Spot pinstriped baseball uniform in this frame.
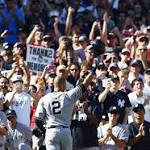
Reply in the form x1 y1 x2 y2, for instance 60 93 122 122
98 124 129 150
35 85 82 150
0 111 7 150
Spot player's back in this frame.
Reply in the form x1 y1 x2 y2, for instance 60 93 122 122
41 92 75 128
35 86 82 128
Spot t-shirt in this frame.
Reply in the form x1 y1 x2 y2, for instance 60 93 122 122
102 90 131 123
5 92 31 127
128 92 149 108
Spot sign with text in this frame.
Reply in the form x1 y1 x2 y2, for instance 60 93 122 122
26 45 55 73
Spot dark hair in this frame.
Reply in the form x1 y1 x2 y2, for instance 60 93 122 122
29 85 37 92
131 78 144 88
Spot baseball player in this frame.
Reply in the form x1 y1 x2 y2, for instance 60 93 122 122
35 72 93 150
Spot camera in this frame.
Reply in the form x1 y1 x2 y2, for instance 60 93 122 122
90 38 105 57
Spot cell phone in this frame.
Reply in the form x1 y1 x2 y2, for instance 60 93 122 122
102 78 111 87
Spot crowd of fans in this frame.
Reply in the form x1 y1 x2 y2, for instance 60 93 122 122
0 0 150 149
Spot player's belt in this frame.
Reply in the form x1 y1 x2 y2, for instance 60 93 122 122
48 125 69 129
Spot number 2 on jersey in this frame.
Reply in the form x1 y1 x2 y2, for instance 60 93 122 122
52 101 61 115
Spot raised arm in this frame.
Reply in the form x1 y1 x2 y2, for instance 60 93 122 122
65 6 74 35
26 25 40 44
98 81 111 102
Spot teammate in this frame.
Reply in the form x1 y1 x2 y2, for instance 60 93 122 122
35 72 93 150
0 95 7 150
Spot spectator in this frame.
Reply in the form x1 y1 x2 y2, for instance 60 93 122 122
98 106 129 150
128 78 150 108
143 69 150 96
118 48 131 70
128 104 150 150
71 91 101 150
5 109 32 150
128 78 150 123
117 70 132 94
0 76 9 96
5 75 31 127
0 94 7 150
98 76 131 124
26 25 43 46
128 59 144 84
0 0 25 44
67 63 80 87
25 0 48 31
56 36 74 66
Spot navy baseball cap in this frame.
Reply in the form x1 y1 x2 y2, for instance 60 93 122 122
110 76 120 82
130 59 142 67
133 103 145 112
5 109 17 118
108 106 120 114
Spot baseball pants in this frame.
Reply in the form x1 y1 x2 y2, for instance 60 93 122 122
45 127 72 150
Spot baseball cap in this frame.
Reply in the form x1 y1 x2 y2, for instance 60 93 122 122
2 42 11 50
48 10 59 17
11 75 23 83
130 59 142 67
110 76 120 82
85 45 94 53
133 103 145 112
108 106 120 114
13 42 23 48
59 36 72 43
121 48 130 54
5 109 17 118
42 35 52 41
79 35 88 42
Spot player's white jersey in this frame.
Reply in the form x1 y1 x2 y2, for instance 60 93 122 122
35 86 82 128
